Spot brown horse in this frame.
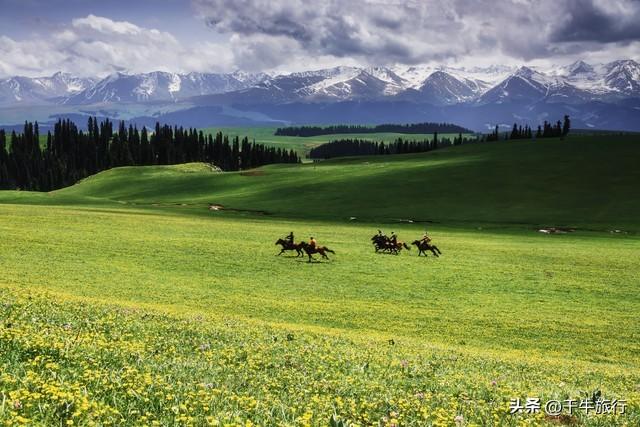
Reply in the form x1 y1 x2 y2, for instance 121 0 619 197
299 241 335 262
388 240 411 255
411 240 442 257
275 238 303 257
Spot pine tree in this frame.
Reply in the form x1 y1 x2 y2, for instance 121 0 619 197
562 115 571 138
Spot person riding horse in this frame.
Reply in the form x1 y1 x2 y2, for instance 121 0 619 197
420 231 431 244
389 232 397 245
285 231 294 244
411 231 442 257
299 237 335 262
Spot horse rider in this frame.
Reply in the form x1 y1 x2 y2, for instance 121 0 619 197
285 231 294 244
389 232 398 245
420 231 432 244
309 236 317 248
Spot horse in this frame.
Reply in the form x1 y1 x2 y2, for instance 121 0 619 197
371 234 388 252
275 238 303 257
299 241 335 262
371 234 410 254
411 240 442 257
387 240 411 255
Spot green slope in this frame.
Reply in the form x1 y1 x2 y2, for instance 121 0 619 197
202 126 468 156
14 134 634 230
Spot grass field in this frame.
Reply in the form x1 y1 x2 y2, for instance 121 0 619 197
1 135 639 425
201 126 469 157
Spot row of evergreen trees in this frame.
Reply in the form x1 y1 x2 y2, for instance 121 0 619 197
0 118 300 191
487 115 571 141
275 122 471 137
308 132 477 159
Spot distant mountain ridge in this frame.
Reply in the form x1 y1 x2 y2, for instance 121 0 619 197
2 60 638 107
0 60 639 132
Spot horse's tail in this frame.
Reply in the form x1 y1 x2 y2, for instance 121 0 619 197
324 247 335 254
403 243 410 250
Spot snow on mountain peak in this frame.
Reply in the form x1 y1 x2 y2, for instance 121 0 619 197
1 60 639 107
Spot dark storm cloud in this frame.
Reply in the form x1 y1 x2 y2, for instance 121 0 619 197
193 0 640 68
550 0 640 43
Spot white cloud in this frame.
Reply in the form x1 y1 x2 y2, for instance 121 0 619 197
0 15 234 78
1 1 640 78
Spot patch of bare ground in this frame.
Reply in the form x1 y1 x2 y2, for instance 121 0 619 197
538 227 576 234
208 204 270 215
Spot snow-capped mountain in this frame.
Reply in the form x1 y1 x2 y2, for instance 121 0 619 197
404 70 486 105
64 71 270 104
0 72 96 105
1 60 639 132
2 60 638 107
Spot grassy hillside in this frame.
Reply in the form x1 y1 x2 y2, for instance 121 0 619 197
21 134 638 230
1 133 639 425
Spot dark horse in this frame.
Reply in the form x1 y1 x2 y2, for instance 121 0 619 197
371 234 387 253
371 234 410 255
299 241 335 262
411 240 442 257
275 238 303 257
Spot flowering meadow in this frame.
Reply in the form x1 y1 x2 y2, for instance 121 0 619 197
1 287 638 426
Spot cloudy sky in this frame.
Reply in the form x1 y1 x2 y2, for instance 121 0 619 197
1 0 639 77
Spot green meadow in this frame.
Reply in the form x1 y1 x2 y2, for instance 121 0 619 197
202 126 469 156
0 135 639 425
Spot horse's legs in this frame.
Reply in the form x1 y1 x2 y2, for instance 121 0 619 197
277 248 285 256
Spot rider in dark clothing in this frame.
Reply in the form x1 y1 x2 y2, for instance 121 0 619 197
390 232 397 245
285 232 294 244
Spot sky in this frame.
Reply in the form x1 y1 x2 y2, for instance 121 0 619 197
1 0 639 77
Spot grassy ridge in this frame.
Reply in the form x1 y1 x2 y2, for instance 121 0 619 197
26 135 639 230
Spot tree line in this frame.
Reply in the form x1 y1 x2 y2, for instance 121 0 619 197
310 115 571 159
0 118 300 191
275 122 472 137
309 132 476 159
487 115 571 141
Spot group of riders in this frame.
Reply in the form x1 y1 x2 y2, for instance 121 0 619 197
275 229 441 262
275 232 336 262
371 229 442 256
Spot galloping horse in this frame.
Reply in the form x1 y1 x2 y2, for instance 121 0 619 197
371 234 387 252
299 241 335 262
275 238 303 257
411 240 442 257
371 234 409 254
387 240 411 255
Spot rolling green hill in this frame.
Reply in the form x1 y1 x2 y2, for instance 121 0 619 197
1 133 639 425
7 134 638 230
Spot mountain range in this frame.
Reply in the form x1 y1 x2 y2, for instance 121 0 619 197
1 60 639 132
